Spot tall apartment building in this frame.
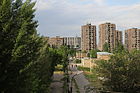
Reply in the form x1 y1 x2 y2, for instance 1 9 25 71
63 37 81 49
48 36 63 47
125 28 140 51
116 30 123 44
81 24 96 51
98 23 122 51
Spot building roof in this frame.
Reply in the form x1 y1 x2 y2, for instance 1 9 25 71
97 52 112 55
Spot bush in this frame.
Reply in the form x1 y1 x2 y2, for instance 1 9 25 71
75 59 81 63
95 50 140 93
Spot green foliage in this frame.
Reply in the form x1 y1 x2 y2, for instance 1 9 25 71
74 59 81 63
68 47 76 58
56 46 70 93
0 0 64 93
113 42 125 53
90 49 98 58
95 50 140 93
103 42 110 52
78 66 90 71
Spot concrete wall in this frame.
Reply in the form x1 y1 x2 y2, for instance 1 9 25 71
81 58 97 68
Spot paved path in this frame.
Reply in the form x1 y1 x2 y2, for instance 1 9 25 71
50 73 63 93
69 65 90 93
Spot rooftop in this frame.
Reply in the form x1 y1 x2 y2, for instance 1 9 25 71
97 52 113 55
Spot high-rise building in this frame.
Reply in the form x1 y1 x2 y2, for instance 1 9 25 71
116 30 123 44
125 28 140 51
98 22 122 52
63 37 81 49
81 24 96 51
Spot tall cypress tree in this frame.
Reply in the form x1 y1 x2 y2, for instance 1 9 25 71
0 0 63 93
0 0 15 92
0 0 40 92
10 0 40 92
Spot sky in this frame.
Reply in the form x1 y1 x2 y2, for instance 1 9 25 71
34 0 140 39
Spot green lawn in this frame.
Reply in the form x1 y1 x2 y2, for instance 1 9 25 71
55 65 63 71
78 66 102 89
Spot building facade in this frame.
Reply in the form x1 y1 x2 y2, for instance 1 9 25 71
48 36 63 47
81 52 112 68
76 52 87 59
63 37 81 49
125 28 140 51
81 24 96 51
98 22 122 51
116 30 123 44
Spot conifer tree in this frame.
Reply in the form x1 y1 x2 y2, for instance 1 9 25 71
0 0 15 92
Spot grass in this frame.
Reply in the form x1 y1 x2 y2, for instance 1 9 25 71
54 65 64 74
78 66 90 71
78 66 103 89
55 65 63 71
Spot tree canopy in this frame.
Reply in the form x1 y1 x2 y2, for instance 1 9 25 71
0 0 66 93
95 50 140 93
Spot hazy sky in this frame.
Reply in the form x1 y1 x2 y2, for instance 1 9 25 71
34 0 140 38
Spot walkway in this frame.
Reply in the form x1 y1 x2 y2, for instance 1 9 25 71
70 65 90 93
50 72 64 93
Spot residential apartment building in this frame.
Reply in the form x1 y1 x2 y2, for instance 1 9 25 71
48 36 63 47
63 37 81 49
81 24 96 51
116 30 123 44
98 22 122 51
125 28 140 51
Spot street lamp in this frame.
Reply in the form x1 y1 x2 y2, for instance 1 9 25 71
70 71 83 93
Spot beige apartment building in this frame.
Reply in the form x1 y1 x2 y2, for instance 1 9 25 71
63 37 81 49
116 30 123 44
48 36 63 47
98 22 122 52
125 28 140 51
81 24 97 51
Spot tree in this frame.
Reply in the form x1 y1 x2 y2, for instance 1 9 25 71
90 49 97 58
0 0 68 93
113 42 125 53
0 0 17 92
68 47 76 58
103 42 110 52
95 50 140 93
74 59 81 63
0 0 42 92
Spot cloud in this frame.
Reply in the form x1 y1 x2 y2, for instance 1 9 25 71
34 0 140 39
94 0 105 5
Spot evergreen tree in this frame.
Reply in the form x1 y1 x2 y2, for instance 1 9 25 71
0 0 66 93
10 0 40 92
0 0 15 92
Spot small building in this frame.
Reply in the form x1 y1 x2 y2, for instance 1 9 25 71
81 52 113 68
76 52 87 59
81 58 98 68
97 52 112 60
